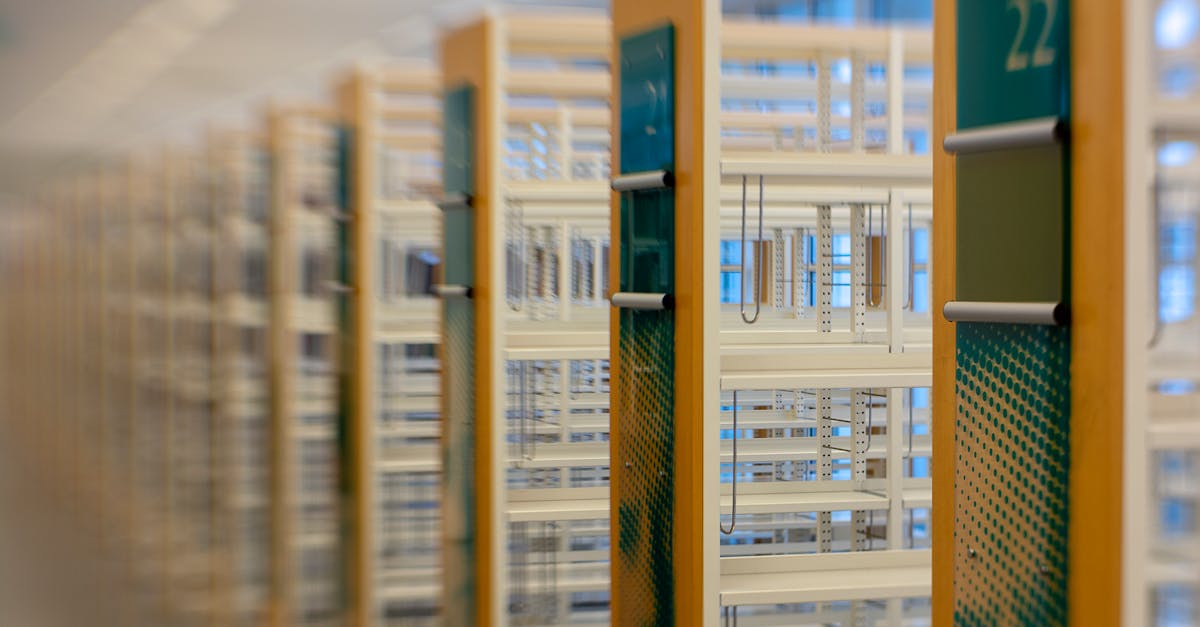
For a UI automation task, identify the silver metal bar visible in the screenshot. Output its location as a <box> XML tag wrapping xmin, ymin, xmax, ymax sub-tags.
<box><xmin>943</xmin><ymin>300</ymin><xmax>1068</xmax><ymax>325</ymax></box>
<box><xmin>903</xmin><ymin>388</ymin><xmax>915</xmax><ymax>460</ymax></box>
<box><xmin>720</xmin><ymin>390</ymin><xmax>739</xmax><ymax>536</ymax></box>
<box><xmin>437</xmin><ymin>193</ymin><xmax>472</xmax><ymax>211</ymax></box>
<box><xmin>324</xmin><ymin>280</ymin><xmax>352</xmax><ymax>294</ymax></box>
<box><xmin>611</xmin><ymin>170</ymin><xmax>673</xmax><ymax>192</ymax></box>
<box><xmin>851</xmin><ymin>389</ymin><xmax>867</xmax><ymax>557</ymax></box>
<box><xmin>1149</xmin><ymin>179</ymin><xmax>1164</xmax><ymax>348</ymax></box>
<box><xmin>817</xmin><ymin>207</ymin><xmax>832</xmax><ymax>332</ymax></box>
<box><xmin>943</xmin><ymin>116</ymin><xmax>1065</xmax><ymax>155</ymax></box>
<box><xmin>433</xmin><ymin>284</ymin><xmax>472</xmax><ymax>299</ymax></box>
<box><xmin>817</xmin><ymin>389</ymin><xmax>832</xmax><ymax>552</ymax></box>
<box><xmin>905</xmin><ymin>203</ymin><xmax>915</xmax><ymax>310</ymax></box>
<box><xmin>609</xmin><ymin>292</ymin><xmax>673</xmax><ymax>311</ymax></box>
<box><xmin>739</xmin><ymin>176</ymin><xmax>763</xmax><ymax>324</ymax></box>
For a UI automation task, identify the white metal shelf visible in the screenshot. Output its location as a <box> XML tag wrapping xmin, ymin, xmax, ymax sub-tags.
<box><xmin>719</xmin><ymin>549</ymin><xmax>931</xmax><ymax>606</ymax></box>
<box><xmin>506</xmin><ymin>484</ymin><xmax>933</xmax><ymax>524</ymax></box>
<box><xmin>505</xmin><ymin>436</ymin><xmax>932</xmax><ymax>470</ymax></box>
<box><xmin>721</xmin><ymin>351</ymin><xmax>931</xmax><ymax>391</ymax></box>
<box><xmin>721</xmin><ymin>153</ymin><xmax>932</xmax><ymax>187</ymax></box>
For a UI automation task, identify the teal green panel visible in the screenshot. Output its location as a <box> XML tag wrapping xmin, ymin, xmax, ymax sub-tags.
<box><xmin>440</xmin><ymin>83</ymin><xmax>476</xmax><ymax>626</ymax></box>
<box><xmin>954</xmin><ymin>1</ymin><xmax>1074</xmax><ymax>615</ymax></box>
<box><xmin>441</xmin><ymin>295</ymin><xmax>474</xmax><ymax>625</ymax></box>
<box><xmin>442</xmin><ymin>206</ymin><xmax>473</xmax><ymax>287</ymax></box>
<box><xmin>957</xmin><ymin>0</ymin><xmax>1069</xmax><ymax>129</ymax></box>
<box><xmin>620</xmin><ymin>25</ymin><xmax>674</xmax><ymax>174</ymax></box>
<box><xmin>954</xmin><ymin>323</ymin><xmax>1070</xmax><ymax>625</ymax></box>
<box><xmin>956</xmin><ymin>145</ymin><xmax>1067</xmax><ymax>302</ymax></box>
<box><xmin>443</xmin><ymin>86</ymin><xmax>474</xmax><ymax>198</ymax></box>
<box><xmin>955</xmin><ymin>0</ymin><xmax>1071</xmax><ymax>304</ymax></box>
<box><xmin>333</xmin><ymin>125</ymin><xmax>353</xmax><ymax>614</ymax></box>
<box><xmin>615</xmin><ymin>23</ymin><xmax>675</xmax><ymax>627</ymax></box>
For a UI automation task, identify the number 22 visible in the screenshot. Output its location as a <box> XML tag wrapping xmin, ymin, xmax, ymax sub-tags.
<box><xmin>1006</xmin><ymin>0</ymin><xmax>1058</xmax><ymax>72</ymax></box>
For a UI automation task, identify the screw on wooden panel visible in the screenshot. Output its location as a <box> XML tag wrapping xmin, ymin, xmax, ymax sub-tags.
<box><xmin>624</xmin><ymin>461</ymin><xmax>632</xmax><ymax>469</ymax></box>
<box><xmin>967</xmin><ymin>547</ymin><xmax>978</xmax><ymax>559</ymax></box>
<box><xmin>1038</xmin><ymin>562</ymin><xmax>1052</xmax><ymax>576</ymax></box>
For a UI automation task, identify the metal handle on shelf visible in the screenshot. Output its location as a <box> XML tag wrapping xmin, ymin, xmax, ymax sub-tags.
<box><xmin>943</xmin><ymin>301</ymin><xmax>1069</xmax><ymax>326</ymax></box>
<box><xmin>943</xmin><ymin>116</ymin><xmax>1066</xmax><ymax>155</ymax></box>
<box><xmin>437</xmin><ymin>192</ymin><xmax>473</xmax><ymax>211</ymax></box>
<box><xmin>611</xmin><ymin>170</ymin><xmax>674</xmax><ymax>192</ymax></box>
<box><xmin>905</xmin><ymin>203</ymin><xmax>915</xmax><ymax>311</ymax></box>
<box><xmin>1149</xmin><ymin>178</ymin><xmax>1164</xmax><ymax>348</ymax></box>
<box><xmin>508</xmin><ymin>199</ymin><xmax>527</xmax><ymax>313</ymax></box>
<box><xmin>903</xmin><ymin>388</ymin><xmax>915</xmax><ymax>460</ymax></box>
<box><xmin>610</xmin><ymin>292</ymin><xmax>673</xmax><ymax>311</ymax></box>
<box><xmin>740</xmin><ymin>176</ymin><xmax>764</xmax><ymax>324</ymax></box>
<box><xmin>324</xmin><ymin>280</ymin><xmax>352</xmax><ymax>294</ymax></box>
<box><xmin>720</xmin><ymin>390</ymin><xmax>739</xmax><ymax>536</ymax></box>
<box><xmin>433</xmin><ymin>284</ymin><xmax>473</xmax><ymax>299</ymax></box>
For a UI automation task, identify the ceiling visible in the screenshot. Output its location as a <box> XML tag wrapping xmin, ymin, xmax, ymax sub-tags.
<box><xmin>0</xmin><ymin>0</ymin><xmax>605</xmax><ymax>195</ymax></box>
<box><xmin>0</xmin><ymin>0</ymin><xmax>925</xmax><ymax>197</ymax></box>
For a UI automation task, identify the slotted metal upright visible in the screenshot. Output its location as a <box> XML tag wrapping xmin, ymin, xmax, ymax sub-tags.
<box><xmin>1125</xmin><ymin>0</ymin><xmax>1200</xmax><ymax>624</ymax></box>
<box><xmin>438</xmin><ymin>13</ymin><xmax>619</xmax><ymax>626</ymax></box>
<box><xmin>334</xmin><ymin>64</ymin><xmax>445</xmax><ymax>626</ymax></box>
<box><xmin>266</xmin><ymin>104</ymin><xmax>343</xmax><ymax>627</ymax></box>
<box><xmin>210</xmin><ymin>129</ymin><xmax>274</xmax><ymax>627</ymax></box>
<box><xmin>607</xmin><ymin>3</ymin><xmax>938</xmax><ymax>625</ymax></box>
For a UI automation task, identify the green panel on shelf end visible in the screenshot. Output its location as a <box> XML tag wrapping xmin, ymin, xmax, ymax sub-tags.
<box><xmin>334</xmin><ymin>124</ymin><xmax>353</xmax><ymax>617</ymax></box>
<box><xmin>443</xmin><ymin>85</ymin><xmax>474</xmax><ymax>198</ymax></box>
<box><xmin>954</xmin><ymin>322</ymin><xmax>1070</xmax><ymax>626</ymax></box>
<box><xmin>615</xmin><ymin>23</ymin><xmax>676</xmax><ymax>627</ymax></box>
<box><xmin>954</xmin><ymin>1</ymin><xmax>1072</xmax><ymax>623</ymax></box>
<box><xmin>439</xmin><ymin>83</ymin><xmax>476</xmax><ymax>627</ymax></box>
<box><xmin>956</xmin><ymin>144</ymin><xmax>1067</xmax><ymax>303</ymax></box>
<box><xmin>957</xmin><ymin>0</ymin><xmax>1069</xmax><ymax>129</ymax></box>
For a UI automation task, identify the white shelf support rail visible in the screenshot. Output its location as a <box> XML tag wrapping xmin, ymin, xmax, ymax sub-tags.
<box><xmin>852</xmin><ymin>388</ymin><xmax>869</xmax><ymax>555</ymax></box>
<box><xmin>851</xmin><ymin>50</ymin><xmax>866</xmax><ymax>154</ymax></box>
<box><xmin>818</xmin><ymin>54</ymin><xmax>832</xmax><ymax>153</ymax></box>
<box><xmin>886</xmin><ymin>386</ymin><xmax>906</xmax><ymax>624</ymax></box>
<box><xmin>772</xmin><ymin>227</ymin><xmax>785</xmax><ymax>310</ymax></box>
<box><xmin>818</xmin><ymin>389</ymin><xmax>833</xmax><ymax>554</ymax></box>
<box><xmin>818</xmin><ymin>206</ymin><xmax>833</xmax><ymax>333</ymax></box>
<box><xmin>887</xmin><ymin>29</ymin><xmax>906</xmax><ymax>156</ymax></box>
<box><xmin>887</xmin><ymin>193</ymin><xmax>906</xmax><ymax>352</ymax></box>
<box><xmin>557</xmin><ymin>221</ymin><xmax>571</xmax><ymax>322</ymax></box>
<box><xmin>851</xmin><ymin>204</ymin><xmax>868</xmax><ymax>338</ymax></box>
<box><xmin>793</xmin><ymin>227</ymin><xmax>807</xmax><ymax>320</ymax></box>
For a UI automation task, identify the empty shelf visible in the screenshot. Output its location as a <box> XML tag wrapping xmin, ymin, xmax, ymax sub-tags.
<box><xmin>720</xmin><ymin>549</ymin><xmax>931</xmax><ymax>606</ymax></box>
<box><xmin>721</xmin><ymin>489</ymin><xmax>888</xmax><ymax>515</ymax></box>
<box><xmin>722</xmin><ymin>152</ymin><xmax>932</xmax><ymax>187</ymax></box>
<box><xmin>508</xmin><ymin>488</ymin><xmax>610</xmax><ymax>523</ymax></box>
<box><xmin>722</xmin><ymin>349</ymin><xmax>931</xmax><ymax>391</ymax></box>
<box><xmin>505</xmin><ymin>486</ymin><xmax>932</xmax><ymax>523</ymax></box>
<box><xmin>379</xmin><ymin>449</ymin><xmax>439</xmax><ymax>473</ymax></box>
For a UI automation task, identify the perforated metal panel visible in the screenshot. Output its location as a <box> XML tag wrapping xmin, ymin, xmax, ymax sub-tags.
<box><xmin>614</xmin><ymin>23</ymin><xmax>676</xmax><ymax>626</ymax></box>
<box><xmin>954</xmin><ymin>322</ymin><xmax>1070</xmax><ymax>625</ymax></box>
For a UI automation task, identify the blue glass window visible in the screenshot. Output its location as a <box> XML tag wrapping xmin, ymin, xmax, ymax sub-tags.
<box><xmin>913</xmin><ymin>228</ymin><xmax>930</xmax><ymax>264</ymax></box>
<box><xmin>913</xmin><ymin>270</ymin><xmax>930</xmax><ymax>313</ymax></box>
